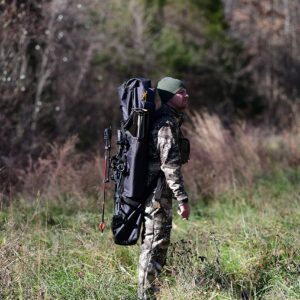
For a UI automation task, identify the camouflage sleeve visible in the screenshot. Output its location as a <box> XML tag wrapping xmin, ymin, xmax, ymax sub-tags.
<box><xmin>157</xmin><ymin>122</ymin><xmax>188</xmax><ymax>202</ymax></box>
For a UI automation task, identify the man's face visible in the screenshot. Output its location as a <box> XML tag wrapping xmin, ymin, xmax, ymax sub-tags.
<box><xmin>168</xmin><ymin>89</ymin><xmax>189</xmax><ymax>111</ymax></box>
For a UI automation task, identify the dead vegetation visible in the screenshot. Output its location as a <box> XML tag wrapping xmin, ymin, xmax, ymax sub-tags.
<box><xmin>183</xmin><ymin>112</ymin><xmax>300</xmax><ymax>198</ymax></box>
<box><xmin>1</xmin><ymin>113</ymin><xmax>299</xmax><ymax>205</ymax></box>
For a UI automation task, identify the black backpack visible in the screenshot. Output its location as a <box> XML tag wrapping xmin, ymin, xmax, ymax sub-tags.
<box><xmin>110</xmin><ymin>78</ymin><xmax>156</xmax><ymax>245</ymax></box>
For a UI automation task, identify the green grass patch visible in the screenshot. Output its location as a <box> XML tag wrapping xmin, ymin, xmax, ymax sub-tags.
<box><xmin>1</xmin><ymin>171</ymin><xmax>300</xmax><ymax>299</ymax></box>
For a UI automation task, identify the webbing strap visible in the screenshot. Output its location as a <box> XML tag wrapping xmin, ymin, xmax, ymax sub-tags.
<box><xmin>144</xmin><ymin>171</ymin><xmax>164</xmax><ymax>202</ymax></box>
<box><xmin>154</xmin><ymin>175</ymin><xmax>165</xmax><ymax>200</ymax></box>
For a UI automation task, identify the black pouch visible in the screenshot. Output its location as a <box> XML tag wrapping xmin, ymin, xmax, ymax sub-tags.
<box><xmin>111</xmin><ymin>196</ymin><xmax>144</xmax><ymax>246</ymax></box>
<box><xmin>179</xmin><ymin>137</ymin><xmax>190</xmax><ymax>164</ymax></box>
<box><xmin>111</xmin><ymin>171</ymin><xmax>164</xmax><ymax>246</ymax></box>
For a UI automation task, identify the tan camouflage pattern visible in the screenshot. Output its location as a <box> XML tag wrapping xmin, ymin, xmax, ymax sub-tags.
<box><xmin>146</xmin><ymin>104</ymin><xmax>188</xmax><ymax>202</ymax></box>
<box><xmin>138</xmin><ymin>192</ymin><xmax>172</xmax><ymax>300</ymax></box>
<box><xmin>138</xmin><ymin>105</ymin><xmax>189</xmax><ymax>299</ymax></box>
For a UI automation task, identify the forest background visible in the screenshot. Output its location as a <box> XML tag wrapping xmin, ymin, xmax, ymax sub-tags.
<box><xmin>0</xmin><ymin>1</ymin><xmax>300</xmax><ymax>299</ymax></box>
<box><xmin>1</xmin><ymin>0</ymin><xmax>300</xmax><ymax>199</ymax></box>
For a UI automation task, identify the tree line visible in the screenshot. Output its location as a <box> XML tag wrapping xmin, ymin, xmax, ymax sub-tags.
<box><xmin>1</xmin><ymin>0</ymin><xmax>300</xmax><ymax>186</ymax></box>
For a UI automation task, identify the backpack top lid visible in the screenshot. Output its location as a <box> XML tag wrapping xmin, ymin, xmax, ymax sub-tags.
<box><xmin>118</xmin><ymin>78</ymin><xmax>156</xmax><ymax>122</ymax></box>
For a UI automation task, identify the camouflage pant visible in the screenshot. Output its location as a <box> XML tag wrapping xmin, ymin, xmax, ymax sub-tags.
<box><xmin>138</xmin><ymin>191</ymin><xmax>173</xmax><ymax>300</ymax></box>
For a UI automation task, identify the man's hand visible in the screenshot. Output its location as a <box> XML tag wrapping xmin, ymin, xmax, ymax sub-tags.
<box><xmin>178</xmin><ymin>203</ymin><xmax>190</xmax><ymax>220</ymax></box>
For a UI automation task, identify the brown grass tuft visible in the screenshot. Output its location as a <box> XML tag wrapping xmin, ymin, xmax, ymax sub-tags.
<box><xmin>16</xmin><ymin>136</ymin><xmax>104</xmax><ymax>203</ymax></box>
<box><xmin>2</xmin><ymin>115</ymin><xmax>300</xmax><ymax>204</ymax></box>
<box><xmin>183</xmin><ymin>112</ymin><xmax>300</xmax><ymax>199</ymax></box>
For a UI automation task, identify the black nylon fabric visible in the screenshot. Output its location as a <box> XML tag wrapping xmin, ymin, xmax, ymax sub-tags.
<box><xmin>111</xmin><ymin>78</ymin><xmax>157</xmax><ymax>245</ymax></box>
<box><xmin>111</xmin><ymin>171</ymin><xmax>164</xmax><ymax>246</ymax></box>
<box><xmin>122</xmin><ymin>132</ymin><xmax>148</xmax><ymax>198</ymax></box>
<box><xmin>118</xmin><ymin>78</ymin><xmax>155</xmax><ymax>122</ymax></box>
<box><xmin>111</xmin><ymin>197</ymin><xmax>144</xmax><ymax>246</ymax></box>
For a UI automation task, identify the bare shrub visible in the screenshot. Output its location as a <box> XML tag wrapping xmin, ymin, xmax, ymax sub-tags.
<box><xmin>5</xmin><ymin>113</ymin><xmax>300</xmax><ymax>204</ymax></box>
<box><xmin>17</xmin><ymin>136</ymin><xmax>104</xmax><ymax>203</ymax></box>
<box><xmin>183</xmin><ymin>112</ymin><xmax>251</xmax><ymax>198</ymax></box>
<box><xmin>183</xmin><ymin>112</ymin><xmax>300</xmax><ymax>199</ymax></box>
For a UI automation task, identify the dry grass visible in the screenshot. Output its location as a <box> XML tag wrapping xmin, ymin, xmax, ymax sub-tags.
<box><xmin>1</xmin><ymin>114</ymin><xmax>300</xmax><ymax>205</ymax></box>
<box><xmin>184</xmin><ymin>112</ymin><xmax>300</xmax><ymax>199</ymax></box>
<box><xmin>13</xmin><ymin>136</ymin><xmax>104</xmax><ymax>204</ymax></box>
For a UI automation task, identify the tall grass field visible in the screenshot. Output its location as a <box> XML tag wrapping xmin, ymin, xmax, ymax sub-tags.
<box><xmin>1</xmin><ymin>170</ymin><xmax>299</xmax><ymax>299</ymax></box>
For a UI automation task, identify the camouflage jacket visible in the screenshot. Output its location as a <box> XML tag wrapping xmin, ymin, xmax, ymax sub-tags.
<box><xmin>147</xmin><ymin>104</ymin><xmax>188</xmax><ymax>202</ymax></box>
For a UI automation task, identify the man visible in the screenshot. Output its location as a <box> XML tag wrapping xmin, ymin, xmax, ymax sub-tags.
<box><xmin>138</xmin><ymin>77</ymin><xmax>191</xmax><ymax>299</ymax></box>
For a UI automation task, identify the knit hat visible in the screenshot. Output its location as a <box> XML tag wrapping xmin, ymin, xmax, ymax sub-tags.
<box><xmin>157</xmin><ymin>77</ymin><xmax>186</xmax><ymax>103</ymax></box>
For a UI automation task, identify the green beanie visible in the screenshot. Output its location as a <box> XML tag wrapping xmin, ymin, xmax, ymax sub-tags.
<box><xmin>157</xmin><ymin>77</ymin><xmax>185</xmax><ymax>103</ymax></box>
